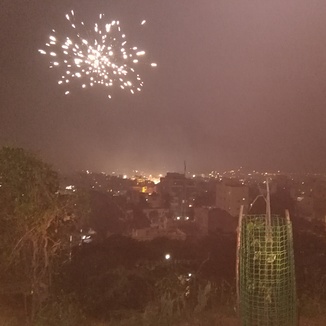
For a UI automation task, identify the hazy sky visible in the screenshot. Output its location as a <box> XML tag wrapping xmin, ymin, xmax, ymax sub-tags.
<box><xmin>1</xmin><ymin>0</ymin><xmax>326</xmax><ymax>174</ymax></box>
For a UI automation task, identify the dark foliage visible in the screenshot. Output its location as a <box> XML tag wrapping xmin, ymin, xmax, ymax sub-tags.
<box><xmin>56</xmin><ymin>233</ymin><xmax>237</xmax><ymax>320</ymax></box>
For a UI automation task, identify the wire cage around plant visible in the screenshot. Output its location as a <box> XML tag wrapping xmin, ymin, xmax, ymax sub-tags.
<box><xmin>238</xmin><ymin>214</ymin><xmax>297</xmax><ymax>326</ymax></box>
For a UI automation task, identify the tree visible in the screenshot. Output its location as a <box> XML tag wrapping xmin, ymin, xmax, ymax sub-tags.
<box><xmin>88</xmin><ymin>190</ymin><xmax>125</xmax><ymax>238</ymax></box>
<box><xmin>0</xmin><ymin>147</ymin><xmax>66</xmax><ymax>320</ymax></box>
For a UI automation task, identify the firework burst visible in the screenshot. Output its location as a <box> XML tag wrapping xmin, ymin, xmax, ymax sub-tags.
<box><xmin>39</xmin><ymin>10</ymin><xmax>157</xmax><ymax>98</ymax></box>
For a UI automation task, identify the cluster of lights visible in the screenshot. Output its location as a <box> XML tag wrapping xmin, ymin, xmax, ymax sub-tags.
<box><xmin>176</xmin><ymin>216</ymin><xmax>190</xmax><ymax>221</ymax></box>
<box><xmin>39</xmin><ymin>10</ymin><xmax>157</xmax><ymax>98</ymax></box>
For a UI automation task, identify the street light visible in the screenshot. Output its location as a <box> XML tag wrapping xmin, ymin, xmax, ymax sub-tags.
<box><xmin>165</xmin><ymin>253</ymin><xmax>171</xmax><ymax>260</ymax></box>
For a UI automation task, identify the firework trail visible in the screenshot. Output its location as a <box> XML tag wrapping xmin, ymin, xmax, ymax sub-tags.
<box><xmin>38</xmin><ymin>10</ymin><xmax>157</xmax><ymax>98</ymax></box>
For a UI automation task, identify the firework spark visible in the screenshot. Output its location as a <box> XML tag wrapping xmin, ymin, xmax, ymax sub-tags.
<box><xmin>39</xmin><ymin>11</ymin><xmax>156</xmax><ymax>98</ymax></box>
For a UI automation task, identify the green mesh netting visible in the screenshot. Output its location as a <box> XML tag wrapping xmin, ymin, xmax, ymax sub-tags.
<box><xmin>239</xmin><ymin>215</ymin><xmax>297</xmax><ymax>326</ymax></box>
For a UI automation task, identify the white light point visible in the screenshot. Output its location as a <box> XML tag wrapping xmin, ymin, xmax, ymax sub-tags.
<box><xmin>74</xmin><ymin>58</ymin><xmax>83</xmax><ymax>65</ymax></box>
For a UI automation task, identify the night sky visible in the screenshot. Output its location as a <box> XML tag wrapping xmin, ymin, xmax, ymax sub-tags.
<box><xmin>1</xmin><ymin>0</ymin><xmax>326</xmax><ymax>174</ymax></box>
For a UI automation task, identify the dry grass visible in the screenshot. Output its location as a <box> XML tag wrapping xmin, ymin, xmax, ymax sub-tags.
<box><xmin>299</xmin><ymin>316</ymin><xmax>326</xmax><ymax>326</ymax></box>
<box><xmin>1</xmin><ymin>298</ymin><xmax>326</xmax><ymax>326</ymax></box>
<box><xmin>89</xmin><ymin>315</ymin><xmax>326</xmax><ymax>326</ymax></box>
<box><xmin>0</xmin><ymin>308</ymin><xmax>25</xmax><ymax>326</ymax></box>
<box><xmin>0</xmin><ymin>311</ymin><xmax>325</xmax><ymax>326</ymax></box>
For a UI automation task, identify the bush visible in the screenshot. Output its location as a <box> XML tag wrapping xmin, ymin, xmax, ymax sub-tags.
<box><xmin>34</xmin><ymin>294</ymin><xmax>86</xmax><ymax>326</ymax></box>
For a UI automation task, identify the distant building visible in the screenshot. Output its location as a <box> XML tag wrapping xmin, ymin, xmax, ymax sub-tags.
<box><xmin>194</xmin><ymin>207</ymin><xmax>237</xmax><ymax>234</ymax></box>
<box><xmin>270</xmin><ymin>175</ymin><xmax>291</xmax><ymax>194</ymax></box>
<box><xmin>312</xmin><ymin>180</ymin><xmax>326</xmax><ymax>221</ymax></box>
<box><xmin>296</xmin><ymin>195</ymin><xmax>314</xmax><ymax>220</ymax></box>
<box><xmin>294</xmin><ymin>179</ymin><xmax>326</xmax><ymax>221</ymax></box>
<box><xmin>143</xmin><ymin>208</ymin><xmax>170</xmax><ymax>229</ymax></box>
<box><xmin>158</xmin><ymin>172</ymin><xmax>196</xmax><ymax>216</ymax></box>
<box><xmin>208</xmin><ymin>208</ymin><xmax>237</xmax><ymax>233</ymax></box>
<box><xmin>131</xmin><ymin>227</ymin><xmax>186</xmax><ymax>241</ymax></box>
<box><xmin>129</xmin><ymin>207</ymin><xmax>187</xmax><ymax>240</ymax></box>
<box><xmin>147</xmin><ymin>192</ymin><xmax>162</xmax><ymax>208</ymax></box>
<box><xmin>216</xmin><ymin>180</ymin><xmax>249</xmax><ymax>217</ymax></box>
<box><xmin>159</xmin><ymin>173</ymin><xmax>196</xmax><ymax>199</ymax></box>
<box><xmin>127</xmin><ymin>189</ymin><xmax>142</xmax><ymax>205</ymax></box>
<box><xmin>193</xmin><ymin>207</ymin><xmax>210</xmax><ymax>235</ymax></box>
